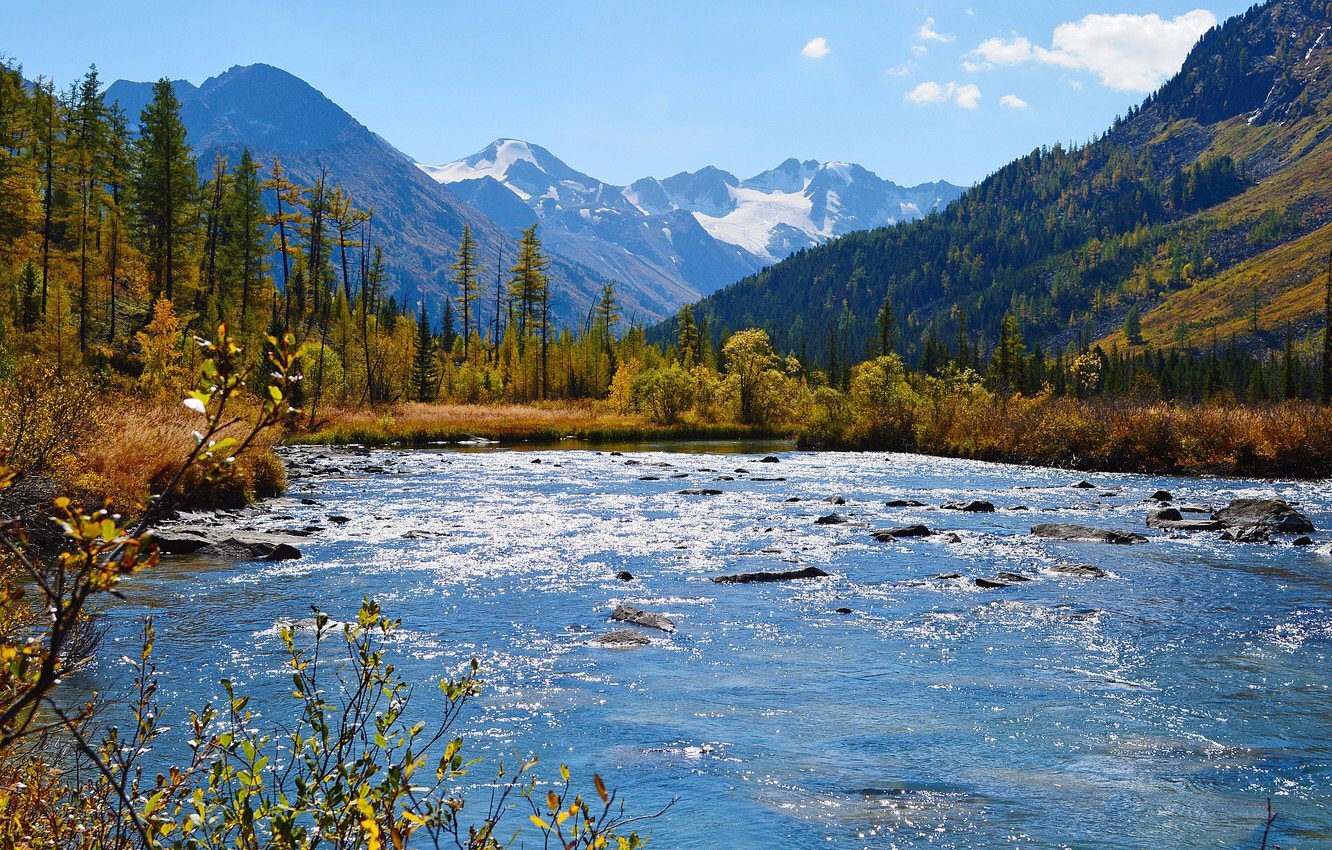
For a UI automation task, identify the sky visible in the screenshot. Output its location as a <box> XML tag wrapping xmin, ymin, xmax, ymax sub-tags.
<box><xmin>6</xmin><ymin>0</ymin><xmax>1253</xmax><ymax>187</ymax></box>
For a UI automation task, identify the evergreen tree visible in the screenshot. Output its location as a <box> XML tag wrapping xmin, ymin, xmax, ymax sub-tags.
<box><xmin>451</xmin><ymin>224</ymin><xmax>481</xmax><ymax>358</ymax></box>
<box><xmin>1124</xmin><ymin>304</ymin><xmax>1143</xmax><ymax>344</ymax></box>
<box><xmin>874</xmin><ymin>295</ymin><xmax>896</xmax><ymax>356</ymax></box>
<box><xmin>69</xmin><ymin>65</ymin><xmax>107</xmax><ymax>352</ymax></box>
<box><xmin>412</xmin><ymin>306</ymin><xmax>437</xmax><ymax>402</ymax></box>
<box><xmin>987</xmin><ymin>313</ymin><xmax>1027</xmax><ymax>397</ymax></box>
<box><xmin>104</xmin><ymin>103</ymin><xmax>130</xmax><ymax>342</ymax></box>
<box><xmin>440</xmin><ymin>295</ymin><xmax>456</xmax><ymax>355</ymax></box>
<box><xmin>132</xmin><ymin>78</ymin><xmax>197</xmax><ymax>303</ymax></box>
<box><xmin>676</xmin><ymin>304</ymin><xmax>700</xmax><ymax>367</ymax></box>
<box><xmin>219</xmin><ymin>149</ymin><xmax>270</xmax><ymax>331</ymax></box>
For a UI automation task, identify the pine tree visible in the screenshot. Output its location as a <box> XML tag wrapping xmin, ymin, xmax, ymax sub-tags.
<box><xmin>32</xmin><ymin>78</ymin><xmax>60</xmax><ymax>313</ymax></box>
<box><xmin>451</xmin><ymin>224</ymin><xmax>481</xmax><ymax>358</ymax></box>
<box><xmin>440</xmin><ymin>295</ymin><xmax>456</xmax><ymax>355</ymax></box>
<box><xmin>132</xmin><ymin>78</ymin><xmax>197</xmax><ymax>303</ymax></box>
<box><xmin>987</xmin><ymin>313</ymin><xmax>1027</xmax><ymax>397</ymax></box>
<box><xmin>412</xmin><ymin>306</ymin><xmax>437</xmax><ymax>402</ymax></box>
<box><xmin>507</xmin><ymin>225</ymin><xmax>550</xmax><ymax>347</ymax></box>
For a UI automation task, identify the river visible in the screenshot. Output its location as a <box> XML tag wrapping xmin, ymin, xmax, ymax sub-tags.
<box><xmin>81</xmin><ymin>443</ymin><xmax>1332</xmax><ymax>848</ymax></box>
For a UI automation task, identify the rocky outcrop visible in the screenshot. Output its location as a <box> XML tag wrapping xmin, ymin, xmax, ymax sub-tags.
<box><xmin>1031</xmin><ymin>524</ymin><xmax>1147</xmax><ymax>544</ymax></box>
<box><xmin>712</xmin><ymin>566</ymin><xmax>830</xmax><ymax>584</ymax></box>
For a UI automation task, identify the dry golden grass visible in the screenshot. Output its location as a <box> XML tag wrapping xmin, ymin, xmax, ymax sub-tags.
<box><xmin>299</xmin><ymin>402</ymin><xmax>776</xmax><ymax>446</ymax></box>
<box><xmin>922</xmin><ymin>397</ymin><xmax>1332</xmax><ymax>478</ymax></box>
<box><xmin>72</xmin><ymin>396</ymin><xmax>285</xmax><ymax>509</ymax></box>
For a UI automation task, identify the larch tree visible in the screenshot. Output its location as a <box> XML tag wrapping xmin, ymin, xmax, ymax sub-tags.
<box><xmin>450</xmin><ymin>224</ymin><xmax>481</xmax><ymax>358</ymax></box>
<box><xmin>263</xmin><ymin>157</ymin><xmax>305</xmax><ymax>328</ymax></box>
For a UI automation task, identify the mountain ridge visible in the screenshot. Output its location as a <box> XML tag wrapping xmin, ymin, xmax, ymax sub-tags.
<box><xmin>419</xmin><ymin>138</ymin><xmax>963</xmax><ymax>302</ymax></box>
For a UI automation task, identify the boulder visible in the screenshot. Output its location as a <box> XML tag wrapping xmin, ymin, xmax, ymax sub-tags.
<box><xmin>1149</xmin><ymin>490</ymin><xmax>1173</xmax><ymax>502</ymax></box>
<box><xmin>942</xmin><ymin>500</ymin><xmax>995</xmax><ymax>513</ymax></box>
<box><xmin>1214</xmin><ymin>498</ymin><xmax>1315</xmax><ymax>533</ymax></box>
<box><xmin>638</xmin><ymin>475</ymin><xmax>661</xmax><ymax>481</ymax></box>
<box><xmin>677</xmin><ymin>488</ymin><xmax>723</xmax><ymax>496</ymax></box>
<box><xmin>1008</xmin><ymin>505</ymin><xmax>1029</xmax><ymax>511</ymax></box>
<box><xmin>815</xmin><ymin>514</ymin><xmax>847</xmax><ymax>525</ymax></box>
<box><xmin>884</xmin><ymin>499</ymin><xmax>927</xmax><ymax>507</ymax></box>
<box><xmin>996</xmin><ymin>572</ymin><xmax>1031</xmax><ymax>582</ymax></box>
<box><xmin>935</xmin><ymin>572</ymin><xmax>962</xmax><ymax>580</ymax></box>
<box><xmin>834</xmin><ymin>607</ymin><xmax>853</xmax><ymax>615</ymax></box>
<box><xmin>872</xmin><ymin>524</ymin><xmax>931</xmax><ymax>540</ymax></box>
<box><xmin>1292</xmin><ymin>536</ymin><xmax>1314</xmax><ymax>546</ymax></box>
<box><xmin>616</xmin><ymin>570</ymin><xmax>635</xmax><ymax>581</ymax></box>
<box><xmin>712</xmin><ymin>566</ymin><xmax>830</xmax><ymax>584</ymax></box>
<box><xmin>1050</xmin><ymin>563</ymin><xmax>1106</xmax><ymax>578</ymax></box>
<box><xmin>784</xmin><ymin>497</ymin><xmax>802</xmax><ymax>503</ymax></box>
<box><xmin>610</xmin><ymin>603</ymin><xmax>675</xmax><ymax>633</ymax></box>
<box><xmin>938</xmin><ymin>532</ymin><xmax>963</xmax><ymax>543</ymax></box>
<box><xmin>1175</xmin><ymin>504</ymin><xmax>1213</xmax><ymax>514</ymax></box>
<box><xmin>823</xmin><ymin>496</ymin><xmax>847</xmax><ymax>505</ymax></box>
<box><xmin>751</xmin><ymin>477</ymin><xmax>787</xmax><ymax>482</ymax></box>
<box><xmin>759</xmin><ymin>456</ymin><xmax>781</xmax><ymax>463</ymax></box>
<box><xmin>590</xmin><ymin>629</ymin><xmax>651</xmax><ymax>648</ymax></box>
<box><xmin>974</xmin><ymin>578</ymin><xmax>1011</xmax><ymax>589</ymax></box>
<box><xmin>1071</xmin><ymin>480</ymin><xmax>1096</xmax><ymax>489</ymax></box>
<box><xmin>1031</xmin><ymin>524</ymin><xmax>1147</xmax><ymax>544</ymax></box>
<box><xmin>328</xmin><ymin>515</ymin><xmax>351</xmax><ymax>524</ymax></box>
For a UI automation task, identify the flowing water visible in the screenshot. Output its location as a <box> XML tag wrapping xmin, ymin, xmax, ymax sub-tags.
<box><xmin>81</xmin><ymin>443</ymin><xmax>1332</xmax><ymax>848</ymax></box>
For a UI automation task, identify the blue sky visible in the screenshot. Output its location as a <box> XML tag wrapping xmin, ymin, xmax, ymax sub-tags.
<box><xmin>7</xmin><ymin>1</ymin><xmax>1251</xmax><ymax>186</ymax></box>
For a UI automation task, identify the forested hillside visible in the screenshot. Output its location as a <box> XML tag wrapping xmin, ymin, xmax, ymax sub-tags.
<box><xmin>667</xmin><ymin>0</ymin><xmax>1332</xmax><ymax>370</ymax></box>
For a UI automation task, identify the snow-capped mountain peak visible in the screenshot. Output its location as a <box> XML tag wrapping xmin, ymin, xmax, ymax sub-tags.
<box><xmin>418</xmin><ymin>143</ymin><xmax>963</xmax><ymax>290</ymax></box>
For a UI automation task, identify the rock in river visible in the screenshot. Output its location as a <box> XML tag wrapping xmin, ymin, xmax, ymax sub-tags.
<box><xmin>1146</xmin><ymin>507</ymin><xmax>1224</xmax><ymax>531</ymax></box>
<box><xmin>678</xmin><ymin>488</ymin><xmax>723</xmax><ymax>496</ymax></box>
<box><xmin>872</xmin><ymin>524</ymin><xmax>932</xmax><ymax>541</ymax></box>
<box><xmin>1050</xmin><ymin>563</ymin><xmax>1107</xmax><ymax>578</ymax></box>
<box><xmin>152</xmin><ymin>528</ymin><xmax>302</xmax><ymax>561</ymax></box>
<box><xmin>974</xmin><ymin>578</ymin><xmax>1011</xmax><ymax>589</ymax></box>
<box><xmin>1149</xmin><ymin>490</ymin><xmax>1173</xmax><ymax>502</ymax></box>
<box><xmin>816</xmin><ymin>514</ymin><xmax>848</xmax><ymax>525</ymax></box>
<box><xmin>1214</xmin><ymin>498</ymin><xmax>1315</xmax><ymax>533</ymax></box>
<box><xmin>884</xmin><ymin>499</ymin><xmax>927</xmax><ymax>507</ymax></box>
<box><xmin>610</xmin><ymin>603</ymin><xmax>676</xmax><ymax>633</ymax></box>
<box><xmin>615</xmin><ymin>570</ymin><xmax>635</xmax><ymax>581</ymax></box>
<box><xmin>1031</xmin><ymin>524</ymin><xmax>1147</xmax><ymax>544</ymax></box>
<box><xmin>713</xmin><ymin>566</ymin><xmax>830</xmax><ymax>584</ymax></box>
<box><xmin>942</xmin><ymin>500</ymin><xmax>995</xmax><ymax>513</ymax></box>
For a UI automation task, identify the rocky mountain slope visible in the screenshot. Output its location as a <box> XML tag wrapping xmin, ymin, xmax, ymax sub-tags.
<box><xmin>663</xmin><ymin>0</ymin><xmax>1331</xmax><ymax>366</ymax></box>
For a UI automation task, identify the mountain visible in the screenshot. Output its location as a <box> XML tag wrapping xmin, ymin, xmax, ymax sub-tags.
<box><xmin>419</xmin><ymin>140</ymin><xmax>962</xmax><ymax>303</ymax></box>
<box><xmin>665</xmin><ymin>0</ymin><xmax>1332</xmax><ymax>367</ymax></box>
<box><xmin>103</xmin><ymin>64</ymin><xmax>618</xmax><ymax>327</ymax></box>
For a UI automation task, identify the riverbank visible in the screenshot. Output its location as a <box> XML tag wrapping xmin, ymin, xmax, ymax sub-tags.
<box><xmin>797</xmin><ymin>397</ymin><xmax>1332</xmax><ymax>479</ymax></box>
<box><xmin>294</xmin><ymin>402</ymin><xmax>785</xmax><ymax>447</ymax></box>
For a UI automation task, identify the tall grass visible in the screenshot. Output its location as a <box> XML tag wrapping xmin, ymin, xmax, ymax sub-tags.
<box><xmin>73</xmin><ymin>397</ymin><xmax>285</xmax><ymax>508</ymax></box>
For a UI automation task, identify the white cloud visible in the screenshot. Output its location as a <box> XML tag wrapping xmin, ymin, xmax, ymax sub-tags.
<box><xmin>911</xmin><ymin>44</ymin><xmax>928</xmax><ymax>56</ymax></box>
<box><xmin>961</xmin><ymin>59</ymin><xmax>991</xmax><ymax>73</ymax></box>
<box><xmin>801</xmin><ymin>36</ymin><xmax>830</xmax><ymax>59</ymax></box>
<box><xmin>999</xmin><ymin>93</ymin><xmax>1029</xmax><ymax>109</ymax></box>
<box><xmin>905</xmin><ymin>81</ymin><xmax>981</xmax><ymax>109</ymax></box>
<box><xmin>917</xmin><ymin>17</ymin><xmax>955</xmax><ymax>43</ymax></box>
<box><xmin>885</xmin><ymin>61</ymin><xmax>916</xmax><ymax>77</ymax></box>
<box><xmin>965</xmin><ymin>10</ymin><xmax>1216</xmax><ymax>92</ymax></box>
